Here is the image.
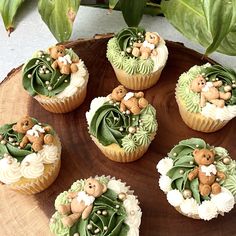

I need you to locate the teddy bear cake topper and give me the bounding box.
[191,75,232,108]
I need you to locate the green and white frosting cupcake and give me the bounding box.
[176,63,236,121]
[50,176,142,236]
[107,27,168,76]
[157,138,236,221]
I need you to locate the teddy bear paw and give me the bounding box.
[70,64,78,73]
[61,217,74,227]
[32,142,43,152]
[44,134,54,145]
[200,185,211,196]
[211,183,221,195]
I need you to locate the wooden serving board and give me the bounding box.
[0,35,236,236]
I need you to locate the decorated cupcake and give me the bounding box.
[86,85,158,162]
[176,63,236,132]
[0,116,61,194]
[50,176,142,236]
[22,45,89,113]
[157,138,236,220]
[107,27,168,90]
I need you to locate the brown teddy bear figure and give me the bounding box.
[57,178,107,227]
[188,148,225,197]
[111,85,148,115]
[49,45,79,75]
[132,32,159,59]
[13,116,54,152]
[191,75,231,108]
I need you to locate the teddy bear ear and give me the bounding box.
[102,184,107,193]
[193,149,199,156]
[210,148,215,155]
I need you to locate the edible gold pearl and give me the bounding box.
[45,81,50,85]
[189,161,194,165]
[196,144,199,147]
[179,169,184,174]
[65,80,68,83]
[115,205,120,209]
[97,210,101,215]
[27,74,32,78]
[121,51,125,56]
[223,157,231,165]
[173,153,177,157]
[94,228,100,234]
[119,127,124,132]
[126,47,132,53]
[216,178,220,182]
[183,189,192,199]
[128,126,136,134]
[48,86,52,91]
[118,192,127,201]
[87,224,92,230]
[73,233,79,236]
[46,57,51,61]
[104,226,108,231]
[126,110,130,115]
[102,210,107,216]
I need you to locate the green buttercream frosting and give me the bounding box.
[50,212,70,236]
[106,27,155,75]
[122,135,137,152]
[50,179,129,236]
[138,58,154,75]
[89,102,157,152]
[0,118,54,161]
[166,138,236,203]
[123,57,139,75]
[22,49,79,97]
[133,129,150,146]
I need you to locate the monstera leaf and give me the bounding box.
[161,0,236,56]
[0,0,25,35]
[38,0,80,42]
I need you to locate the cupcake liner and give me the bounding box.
[8,137,62,194]
[176,95,229,133]
[175,206,200,220]
[34,74,88,113]
[91,132,156,163]
[112,65,164,90]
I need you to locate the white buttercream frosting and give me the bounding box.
[151,36,168,72]
[20,153,44,179]
[156,157,173,175]
[201,102,236,121]
[159,175,172,193]
[0,157,21,184]
[85,96,110,125]
[107,179,129,194]
[56,60,88,99]
[38,144,59,164]
[180,198,198,216]
[211,187,235,213]
[167,189,184,207]
[198,200,218,221]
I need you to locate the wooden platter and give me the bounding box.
[0,35,236,236]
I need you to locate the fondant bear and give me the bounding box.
[49,45,79,75]
[111,85,148,115]
[132,32,159,59]
[57,178,107,227]
[191,75,231,108]
[188,148,225,196]
[13,116,54,152]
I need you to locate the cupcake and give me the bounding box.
[0,116,61,194]
[86,85,158,162]
[176,63,236,132]
[157,138,236,220]
[50,176,142,236]
[22,45,89,113]
[107,27,168,90]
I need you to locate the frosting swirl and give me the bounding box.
[20,153,44,178]
[0,157,21,184]
[123,57,139,75]
[122,135,137,152]
[137,58,154,75]
[38,144,59,164]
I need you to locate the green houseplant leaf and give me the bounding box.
[0,0,25,36]
[38,0,81,42]
[161,0,236,56]
[120,0,147,27]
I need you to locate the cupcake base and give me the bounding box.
[34,74,88,113]
[91,133,156,163]
[112,65,164,90]
[175,207,200,220]
[7,137,62,194]
[176,95,229,133]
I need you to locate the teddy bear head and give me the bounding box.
[84,178,107,198]
[111,85,127,102]
[12,116,35,134]
[49,45,66,60]
[145,32,159,45]
[191,75,207,93]
[193,148,215,166]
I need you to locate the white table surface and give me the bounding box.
[0,2,235,83]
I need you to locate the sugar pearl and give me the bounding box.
[87,224,92,230]
[102,210,107,216]
[27,74,32,78]
[48,86,52,91]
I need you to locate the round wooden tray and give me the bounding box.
[0,35,236,236]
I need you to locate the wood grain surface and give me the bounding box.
[0,36,236,236]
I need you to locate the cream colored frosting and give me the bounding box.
[56,60,88,99]
[151,36,168,72]
[38,144,59,164]
[107,179,129,194]
[0,157,21,184]
[20,153,44,179]
[201,102,236,121]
